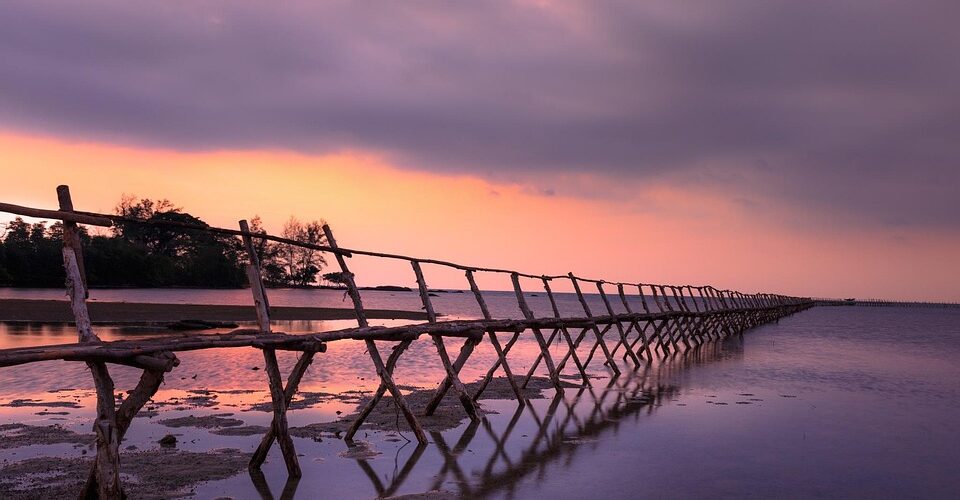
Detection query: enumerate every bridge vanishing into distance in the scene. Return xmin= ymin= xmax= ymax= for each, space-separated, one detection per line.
xmin=0 ymin=185 xmax=813 ymax=499
xmin=814 ymin=298 xmax=960 ymax=308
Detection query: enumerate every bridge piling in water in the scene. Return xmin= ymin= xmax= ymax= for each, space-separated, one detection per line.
xmin=0 ymin=185 xmax=814 ymax=499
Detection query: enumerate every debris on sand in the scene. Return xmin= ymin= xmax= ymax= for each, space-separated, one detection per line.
xmin=0 ymin=423 xmax=93 ymax=449
xmin=166 ymin=319 xmax=240 ymax=331
xmin=158 ymin=434 xmax=178 ymax=447
xmin=0 ymin=448 xmax=251 ymax=500
xmin=383 ymin=491 xmax=460 ymax=500
xmin=211 ymin=425 xmax=269 ymax=436
xmin=3 ymin=399 xmax=81 ymax=408
xmin=291 ymin=376 xmax=576 ymax=438
xmin=337 ymin=440 xmax=381 ymax=460
xmin=246 ymin=391 xmax=336 ymax=412
xmin=158 ymin=413 xmax=243 ymax=429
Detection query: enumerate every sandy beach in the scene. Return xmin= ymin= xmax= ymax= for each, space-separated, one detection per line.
xmin=0 ymin=298 xmax=428 ymax=323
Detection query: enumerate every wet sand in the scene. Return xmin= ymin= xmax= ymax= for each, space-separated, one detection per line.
xmin=0 ymin=298 xmax=427 ymax=323
xmin=0 ymin=448 xmax=251 ymax=499
xmin=0 ymin=376 xmax=564 ymax=499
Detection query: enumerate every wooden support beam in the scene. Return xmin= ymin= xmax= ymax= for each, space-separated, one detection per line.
xmin=466 ymin=270 xmax=523 ymax=402
xmin=596 ymin=282 xmax=642 ymax=368
xmin=250 ymin=348 xmax=317 ymax=471
xmin=413 ymin=261 xmax=479 ymax=421
xmin=569 ymin=273 xmax=621 ymax=376
xmin=542 ymin=278 xmax=589 ymax=382
xmin=511 ymin=273 xmax=564 ymax=392
xmin=80 ymin=366 xmax=168 ymax=498
xmin=58 ymin=185 xmax=122 ymax=500
xmin=618 ymin=284 xmax=653 ymax=360
xmin=323 ymin=224 xmax=427 ymax=444
xmin=0 ymin=201 xmax=114 ymax=227
xmin=241 ymin=220 xmax=303 ymax=476
xmin=262 ymin=348 xmax=301 ymax=477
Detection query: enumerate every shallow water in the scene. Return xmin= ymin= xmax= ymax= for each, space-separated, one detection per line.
xmin=1 ymin=289 xmax=958 ymax=499
xmin=0 ymin=284 xmax=679 ymax=320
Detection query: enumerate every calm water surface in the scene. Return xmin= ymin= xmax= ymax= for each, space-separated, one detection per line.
xmin=1 ymin=289 xmax=958 ymax=499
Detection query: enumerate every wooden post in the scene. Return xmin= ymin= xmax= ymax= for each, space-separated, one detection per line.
xmin=322 ymin=224 xmax=427 ymax=444
xmin=413 ymin=261 xmax=479 ymax=421
xmin=511 ymin=273 xmax=565 ymax=391
xmin=596 ymin=282 xmax=642 ymax=368
xmin=617 ymin=284 xmax=653 ymax=360
xmin=657 ymin=285 xmax=685 ymax=353
xmin=542 ymin=277 xmax=589 ymax=382
xmin=240 ymin=220 xmax=301 ymax=477
xmin=569 ymin=274 xmax=620 ymax=374
xmin=466 ymin=270 xmax=524 ymax=403
xmin=58 ymin=186 xmax=122 ymax=500
xmin=240 ymin=220 xmax=271 ymax=333
xmin=644 ymin=285 xmax=670 ymax=354
xmin=672 ymin=286 xmax=698 ymax=350
xmin=637 ymin=283 xmax=652 ymax=314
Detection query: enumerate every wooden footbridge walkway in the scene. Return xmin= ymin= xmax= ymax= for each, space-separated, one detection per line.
xmin=0 ymin=186 xmax=813 ymax=499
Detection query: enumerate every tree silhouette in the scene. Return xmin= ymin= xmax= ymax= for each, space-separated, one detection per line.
xmin=0 ymin=196 xmax=329 ymax=289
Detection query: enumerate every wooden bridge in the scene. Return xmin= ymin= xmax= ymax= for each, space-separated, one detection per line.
xmin=814 ymin=298 xmax=960 ymax=308
xmin=0 ymin=185 xmax=813 ymax=499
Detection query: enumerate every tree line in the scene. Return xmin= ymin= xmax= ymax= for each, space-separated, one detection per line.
xmin=0 ymin=196 xmax=332 ymax=289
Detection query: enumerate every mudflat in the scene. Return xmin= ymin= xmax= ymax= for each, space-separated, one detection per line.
xmin=0 ymin=298 xmax=427 ymax=323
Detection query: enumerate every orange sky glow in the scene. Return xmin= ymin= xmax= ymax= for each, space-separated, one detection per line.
xmin=1 ymin=131 xmax=957 ymax=302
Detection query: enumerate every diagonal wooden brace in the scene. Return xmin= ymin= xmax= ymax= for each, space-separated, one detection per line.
xmin=250 ymin=348 xmax=318 ymax=471
xmin=511 ymin=273 xmax=564 ymax=392
xmin=569 ymin=274 xmax=621 ymax=375
xmin=261 ymin=348 xmax=301 ymax=477
xmin=412 ymin=261 xmax=479 ymax=421
xmin=465 ymin=270 xmax=524 ymax=403
xmin=344 ymin=338 xmax=427 ymax=444
xmin=472 ymin=329 xmax=523 ymax=402
xmin=425 ymin=336 xmax=481 ymax=416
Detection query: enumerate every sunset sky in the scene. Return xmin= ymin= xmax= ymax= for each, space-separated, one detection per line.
xmin=1 ymin=1 xmax=957 ymax=301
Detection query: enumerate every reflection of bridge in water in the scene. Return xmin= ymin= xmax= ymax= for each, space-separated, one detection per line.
xmin=257 ymin=339 xmax=744 ymax=499
xmin=0 ymin=186 xmax=812 ymax=499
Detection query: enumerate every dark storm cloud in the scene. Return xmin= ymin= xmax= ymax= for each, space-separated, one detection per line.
xmin=1 ymin=1 xmax=958 ymax=228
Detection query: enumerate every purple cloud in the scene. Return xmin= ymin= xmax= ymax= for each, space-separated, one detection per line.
xmin=1 ymin=1 xmax=957 ymax=228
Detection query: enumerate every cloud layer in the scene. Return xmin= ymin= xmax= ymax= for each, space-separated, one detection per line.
xmin=1 ymin=1 xmax=958 ymax=228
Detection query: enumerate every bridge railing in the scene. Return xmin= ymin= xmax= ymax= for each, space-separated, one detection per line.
xmin=0 ymin=185 xmax=813 ymax=499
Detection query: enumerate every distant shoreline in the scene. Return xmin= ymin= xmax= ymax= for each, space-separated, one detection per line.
xmin=0 ymin=285 xmax=468 ymax=293
xmin=0 ymin=298 xmax=428 ymax=324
